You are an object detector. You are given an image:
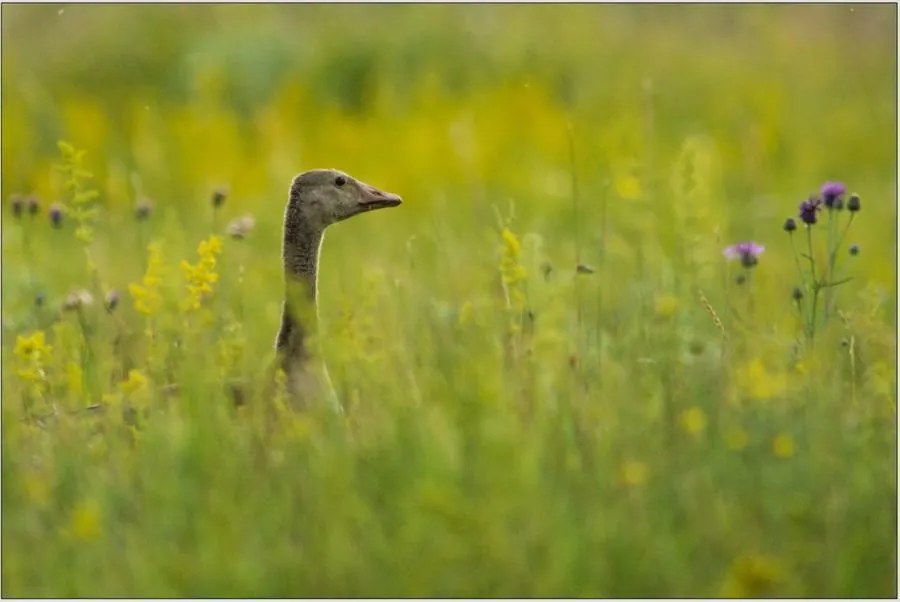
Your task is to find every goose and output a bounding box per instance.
[275,169,401,408]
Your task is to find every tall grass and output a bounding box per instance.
[2,4,896,597]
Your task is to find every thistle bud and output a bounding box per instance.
[26,196,40,216]
[211,186,228,208]
[49,203,64,228]
[134,197,154,221]
[10,194,24,218]
[105,289,120,312]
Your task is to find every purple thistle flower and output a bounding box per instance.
[49,202,64,228]
[724,241,765,268]
[820,181,846,209]
[799,196,821,225]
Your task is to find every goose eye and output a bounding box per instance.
[334,176,346,187]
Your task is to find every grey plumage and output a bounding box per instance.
[275,168,401,407]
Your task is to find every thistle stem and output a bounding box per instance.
[806,226,819,343]
[789,233,805,288]
[825,209,836,320]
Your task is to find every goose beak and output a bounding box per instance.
[358,184,402,211]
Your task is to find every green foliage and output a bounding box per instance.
[1,4,896,598]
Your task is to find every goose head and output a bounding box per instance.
[288,169,402,230]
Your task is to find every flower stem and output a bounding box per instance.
[825,208,836,320]
[789,233,805,287]
[806,226,819,343]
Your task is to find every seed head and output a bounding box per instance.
[848,244,860,256]
[49,203,64,228]
[63,289,94,311]
[791,286,804,302]
[26,195,40,216]
[10,194,24,218]
[847,193,860,213]
[104,289,120,312]
[211,186,228,208]
[134,197,154,221]
[226,214,256,240]
[783,217,797,233]
[799,196,821,225]
[820,181,846,209]
[735,273,747,285]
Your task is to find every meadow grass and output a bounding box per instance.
[2,4,897,597]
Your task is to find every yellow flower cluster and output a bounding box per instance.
[772,433,795,459]
[128,243,166,316]
[498,227,527,327]
[678,406,707,437]
[67,500,102,541]
[100,369,151,411]
[119,369,149,396]
[720,553,785,597]
[619,459,649,488]
[654,294,680,319]
[56,141,100,244]
[736,358,788,401]
[13,331,52,393]
[180,235,222,312]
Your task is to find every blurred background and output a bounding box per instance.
[1,4,897,597]
[3,3,896,331]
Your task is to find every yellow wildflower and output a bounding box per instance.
[654,294,679,319]
[736,358,788,401]
[129,242,166,316]
[615,173,642,200]
[499,227,527,287]
[498,226,527,332]
[119,369,149,396]
[678,406,707,437]
[181,235,222,311]
[68,500,102,541]
[772,433,795,459]
[720,553,784,597]
[619,459,648,488]
[13,331,52,393]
